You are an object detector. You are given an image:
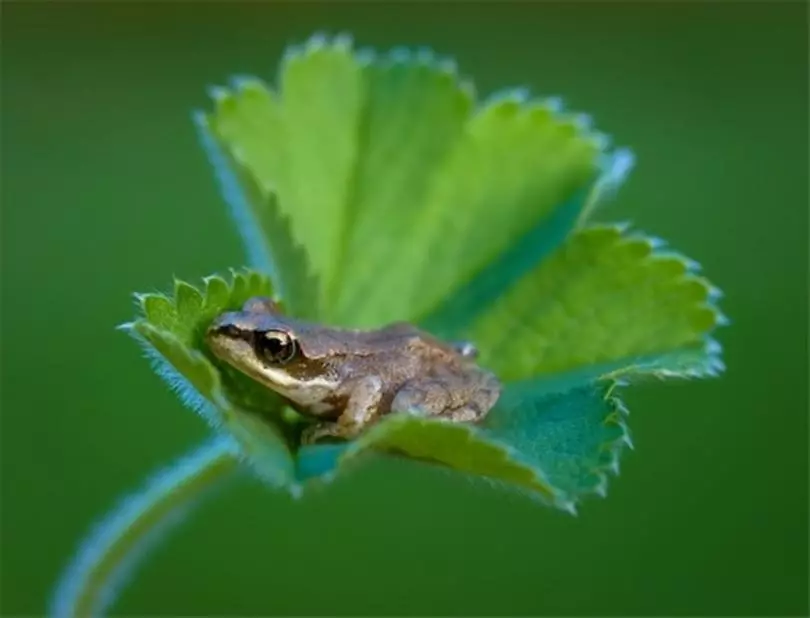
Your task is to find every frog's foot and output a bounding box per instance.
[451,341,479,359]
[300,421,360,445]
[401,402,487,425]
[392,380,492,424]
[391,380,448,417]
[301,379,383,444]
[242,296,282,315]
[443,402,486,423]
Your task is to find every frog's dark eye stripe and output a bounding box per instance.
[256,329,298,365]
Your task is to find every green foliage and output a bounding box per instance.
[482,380,629,506]
[122,271,296,489]
[202,37,613,329]
[123,33,726,510]
[51,31,731,618]
[51,437,241,618]
[466,224,726,383]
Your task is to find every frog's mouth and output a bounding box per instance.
[256,366,340,413]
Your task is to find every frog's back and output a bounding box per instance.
[360,322,458,356]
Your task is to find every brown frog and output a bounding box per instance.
[205,297,501,444]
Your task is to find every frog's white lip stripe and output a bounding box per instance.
[260,366,337,391]
[259,366,338,410]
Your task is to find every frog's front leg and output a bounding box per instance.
[301,376,384,444]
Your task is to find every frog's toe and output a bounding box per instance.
[391,387,432,416]
[451,341,479,359]
[446,402,486,423]
[301,422,348,445]
[242,296,282,314]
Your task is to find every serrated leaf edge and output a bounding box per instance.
[556,224,727,382]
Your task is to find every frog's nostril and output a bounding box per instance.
[207,316,225,333]
[216,324,243,339]
[207,316,242,339]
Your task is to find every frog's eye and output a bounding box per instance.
[256,330,298,365]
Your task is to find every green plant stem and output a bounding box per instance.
[51,436,241,618]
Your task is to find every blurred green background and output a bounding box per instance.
[2,2,807,616]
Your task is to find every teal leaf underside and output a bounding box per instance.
[297,378,630,511]
[125,33,725,511]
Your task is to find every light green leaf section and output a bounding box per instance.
[392,97,598,328]
[202,35,612,329]
[124,270,296,489]
[328,55,473,321]
[206,36,364,316]
[467,224,725,382]
[279,37,365,303]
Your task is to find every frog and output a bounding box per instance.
[205,297,502,444]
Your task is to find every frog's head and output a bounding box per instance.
[205,297,341,410]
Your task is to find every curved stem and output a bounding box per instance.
[51,436,241,618]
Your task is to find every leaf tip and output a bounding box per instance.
[560,500,579,516]
[715,311,731,327]
[333,31,355,51]
[572,112,594,132]
[355,46,376,66]
[227,74,266,93]
[305,31,330,52]
[542,95,564,114]
[206,84,231,105]
[593,478,609,498]
[191,108,209,128]
[622,431,635,451]
[596,147,636,195]
[705,338,722,355]
[482,86,531,111]
[386,45,412,65]
[287,483,304,500]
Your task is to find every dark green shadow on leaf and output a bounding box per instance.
[419,185,594,338]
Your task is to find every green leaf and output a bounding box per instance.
[139,37,724,504]
[201,34,629,330]
[297,412,565,508]
[465,224,726,383]
[204,36,364,317]
[123,271,297,489]
[394,96,599,330]
[481,379,630,505]
[195,112,319,318]
[324,52,474,324]
[296,378,629,511]
[61,35,730,618]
